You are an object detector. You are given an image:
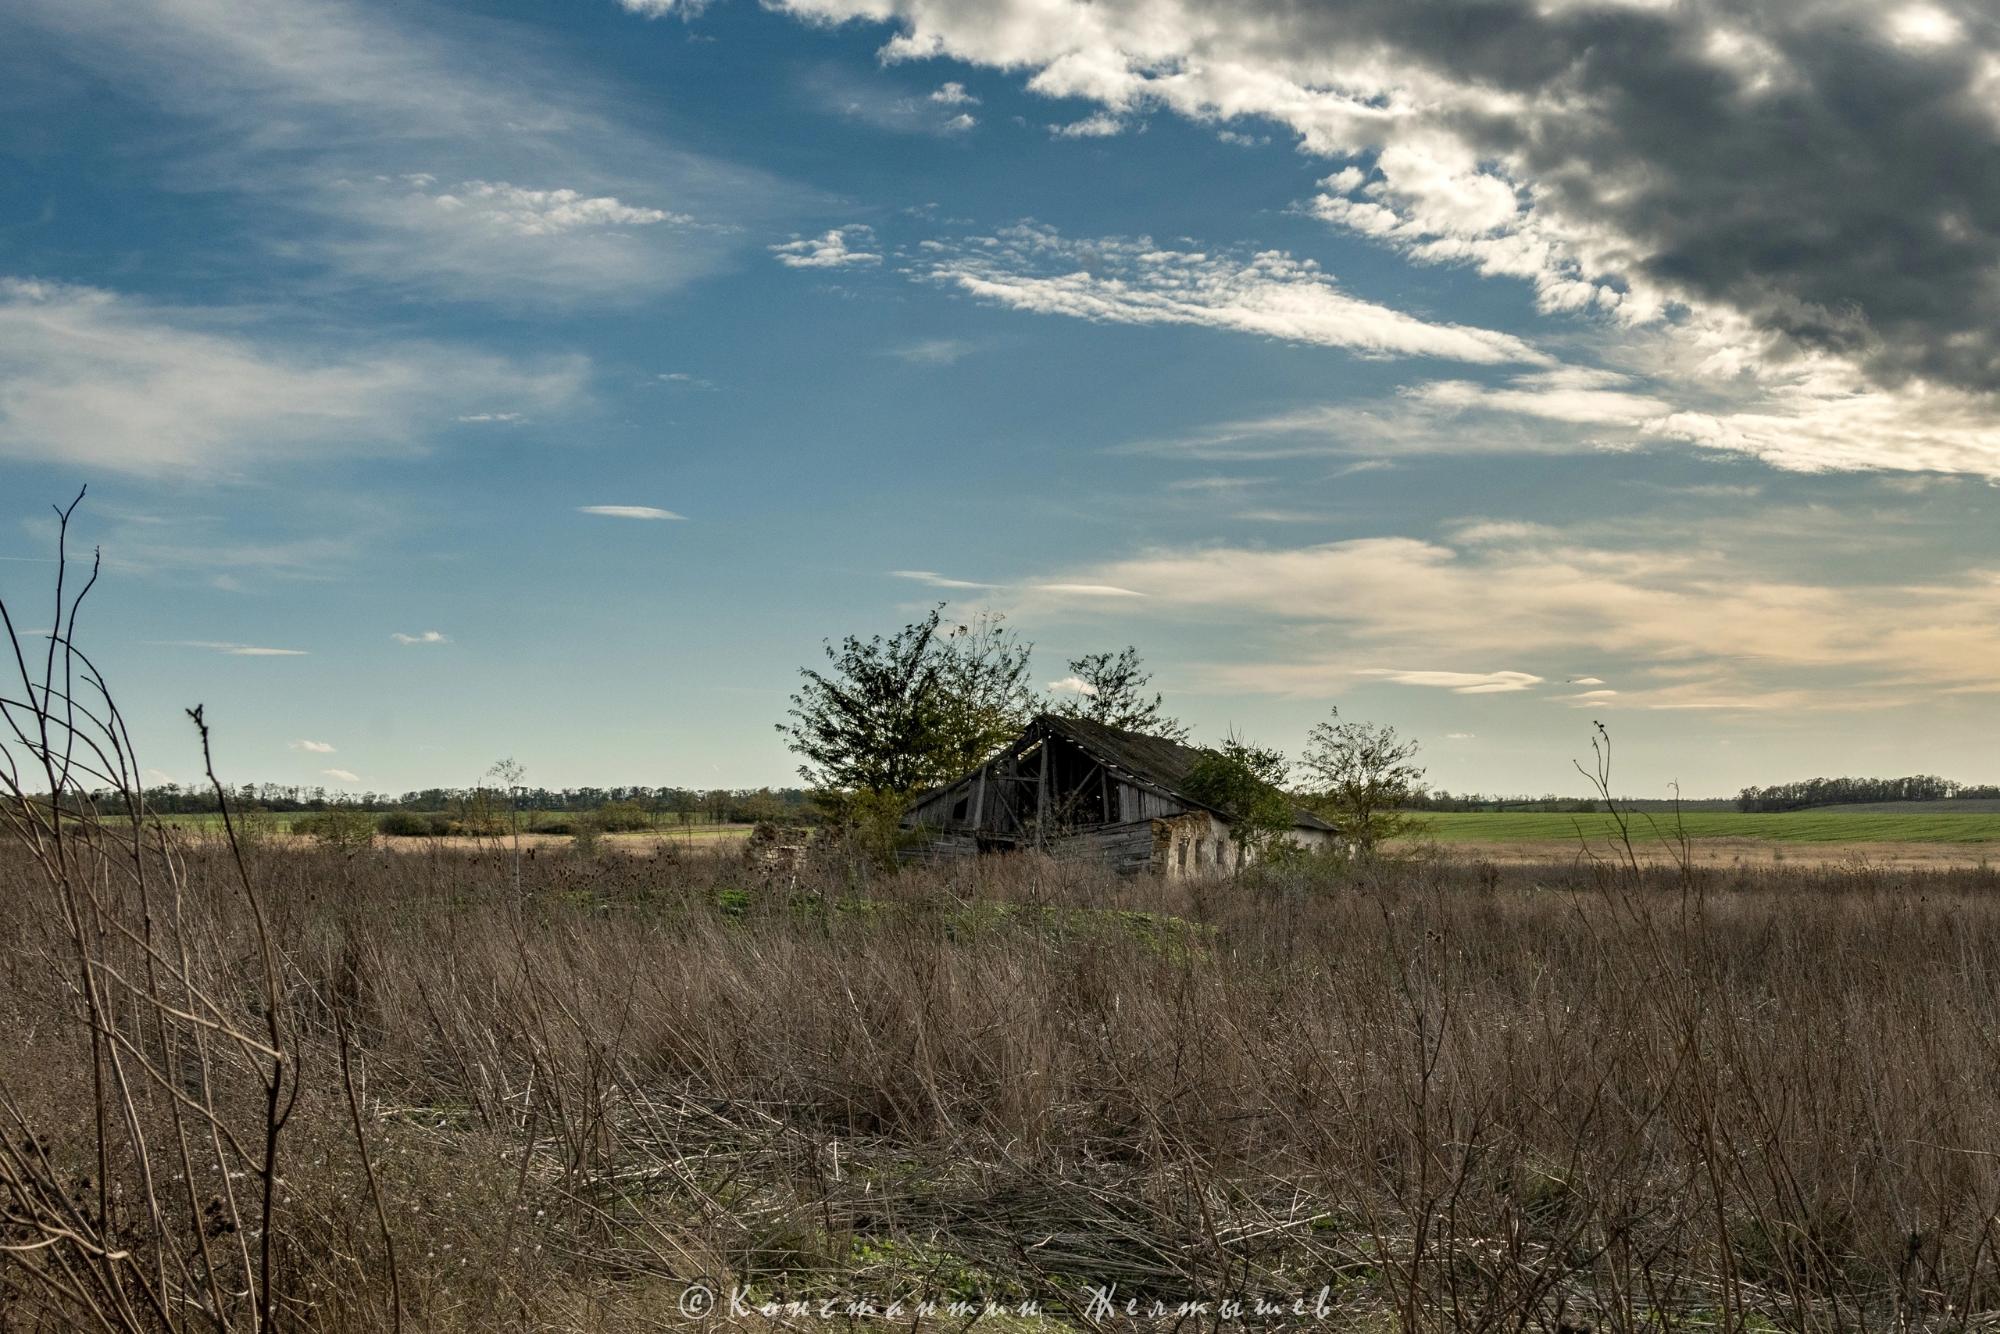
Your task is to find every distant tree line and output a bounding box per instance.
[1734,776,2000,812]
[1405,791,1739,813]
[104,783,821,825]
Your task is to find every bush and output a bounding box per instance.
[595,801,654,833]
[376,811,432,837]
[290,808,374,852]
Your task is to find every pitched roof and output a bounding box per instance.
[1036,713,1337,832]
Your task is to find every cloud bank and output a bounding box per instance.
[773,0,2000,476]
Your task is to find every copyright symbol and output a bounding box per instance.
[678,1278,716,1319]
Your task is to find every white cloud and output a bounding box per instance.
[411,179,686,238]
[770,225,882,269]
[1050,112,1126,138]
[1884,4,1963,49]
[1030,524,2000,707]
[1131,337,2000,478]
[392,630,450,645]
[292,740,337,753]
[1046,675,1098,695]
[1641,369,2000,479]
[618,0,711,16]
[0,279,585,475]
[1357,668,1544,694]
[457,412,525,423]
[1031,582,1146,597]
[659,372,716,389]
[322,768,361,784]
[1441,732,1477,740]
[924,225,1547,366]
[930,81,979,105]
[888,337,975,365]
[1406,368,1671,426]
[577,505,685,520]
[166,641,309,657]
[1568,676,1606,685]
[892,569,998,590]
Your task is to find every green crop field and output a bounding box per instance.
[1408,809,2000,844]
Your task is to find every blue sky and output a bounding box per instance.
[6,0,2000,797]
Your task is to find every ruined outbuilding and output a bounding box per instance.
[901,713,1338,877]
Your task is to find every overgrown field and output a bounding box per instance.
[8,829,2000,1332]
[1411,808,2000,844]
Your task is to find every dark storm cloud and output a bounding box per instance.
[1371,0,2000,388]
[777,0,2000,392]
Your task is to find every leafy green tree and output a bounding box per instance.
[932,611,1038,774]
[1048,646,1189,741]
[778,604,1035,800]
[1298,707,1425,851]
[1181,733,1295,864]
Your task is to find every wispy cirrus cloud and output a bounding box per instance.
[890,570,1143,598]
[1026,519,2000,708]
[892,569,999,590]
[391,630,450,645]
[578,505,685,520]
[0,279,585,475]
[163,641,308,657]
[1357,669,1544,694]
[10,0,794,307]
[802,66,978,135]
[920,225,1547,366]
[1030,582,1145,598]
[886,337,975,365]
[291,740,337,753]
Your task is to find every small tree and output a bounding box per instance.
[778,604,1033,800]
[1181,733,1295,866]
[485,756,527,891]
[1049,646,1189,741]
[1298,707,1424,852]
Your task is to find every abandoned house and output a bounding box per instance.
[901,713,1339,877]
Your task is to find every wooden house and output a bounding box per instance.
[901,713,1339,877]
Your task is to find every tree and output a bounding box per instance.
[930,611,1038,776]
[1298,708,1424,851]
[1181,733,1295,865]
[1048,646,1189,741]
[778,604,1035,799]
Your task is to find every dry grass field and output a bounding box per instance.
[7,822,2000,1331]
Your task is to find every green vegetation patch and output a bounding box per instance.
[1409,810,2000,845]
